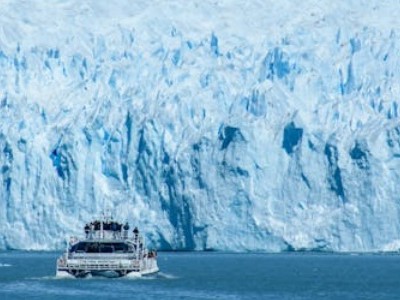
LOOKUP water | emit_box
[0,251,400,299]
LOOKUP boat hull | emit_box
[56,267,159,278]
[56,257,159,279]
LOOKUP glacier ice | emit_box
[0,0,400,251]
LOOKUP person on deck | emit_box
[123,222,129,239]
[84,224,90,239]
[111,221,117,239]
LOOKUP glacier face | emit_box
[1,0,400,251]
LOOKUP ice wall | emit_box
[0,0,400,251]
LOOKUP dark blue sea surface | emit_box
[0,251,399,299]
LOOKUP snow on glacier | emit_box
[0,0,400,251]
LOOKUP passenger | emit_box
[94,220,100,231]
[116,223,122,238]
[84,224,90,238]
[123,222,130,231]
[90,223,94,239]
[111,222,117,231]
[133,227,139,244]
[123,222,129,239]
[111,222,117,239]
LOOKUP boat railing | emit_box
[68,252,137,260]
[64,258,141,271]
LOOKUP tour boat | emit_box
[56,215,159,278]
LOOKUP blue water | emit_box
[0,252,400,299]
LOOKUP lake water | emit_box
[0,251,399,299]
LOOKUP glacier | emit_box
[1,0,400,252]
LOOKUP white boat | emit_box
[56,215,159,278]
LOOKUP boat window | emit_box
[69,242,129,253]
[99,244,113,253]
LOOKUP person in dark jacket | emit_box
[123,222,129,239]
[111,222,117,239]
[133,227,139,244]
[116,223,122,239]
[84,224,90,238]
